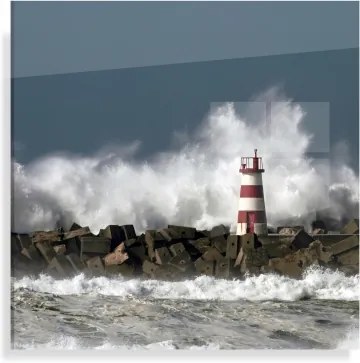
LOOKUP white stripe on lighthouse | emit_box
[238,198,266,211]
[241,174,264,186]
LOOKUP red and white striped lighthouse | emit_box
[236,149,268,236]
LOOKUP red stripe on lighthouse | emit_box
[238,211,267,223]
[240,185,264,198]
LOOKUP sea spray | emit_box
[12,266,359,302]
[12,89,359,234]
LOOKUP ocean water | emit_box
[11,266,359,350]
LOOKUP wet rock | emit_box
[69,222,82,231]
[63,226,92,240]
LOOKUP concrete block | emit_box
[105,263,134,277]
[158,228,181,242]
[226,235,239,259]
[86,256,105,275]
[341,219,359,235]
[210,224,230,238]
[54,244,66,255]
[277,226,304,235]
[168,250,193,274]
[80,236,111,258]
[194,258,214,276]
[190,238,211,254]
[21,245,43,263]
[11,234,21,254]
[268,247,319,279]
[215,258,231,278]
[168,249,191,265]
[155,247,172,265]
[48,255,74,278]
[212,235,227,254]
[69,222,82,231]
[169,242,185,256]
[63,227,92,241]
[308,240,333,263]
[65,237,80,255]
[234,248,245,267]
[330,235,359,256]
[167,225,197,239]
[142,260,159,277]
[99,225,124,250]
[290,230,314,250]
[202,247,224,262]
[17,234,32,249]
[124,238,138,248]
[35,241,56,263]
[31,230,62,244]
[312,228,326,235]
[121,225,137,240]
[335,248,359,266]
[127,245,147,262]
[145,230,167,261]
[103,243,129,266]
[262,241,292,258]
[65,253,85,273]
[240,233,257,252]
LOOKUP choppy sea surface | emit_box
[11,266,359,350]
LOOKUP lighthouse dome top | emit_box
[240,149,265,174]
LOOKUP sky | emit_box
[12,1,358,77]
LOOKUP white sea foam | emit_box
[12,266,359,302]
[336,327,360,350]
[13,335,220,351]
[12,88,359,234]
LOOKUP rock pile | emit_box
[11,219,359,279]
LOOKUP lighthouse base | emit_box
[236,223,268,236]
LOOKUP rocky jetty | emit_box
[11,219,359,279]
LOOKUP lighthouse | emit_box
[236,149,268,236]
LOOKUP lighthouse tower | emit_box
[236,149,268,236]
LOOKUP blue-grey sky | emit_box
[12,1,359,77]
